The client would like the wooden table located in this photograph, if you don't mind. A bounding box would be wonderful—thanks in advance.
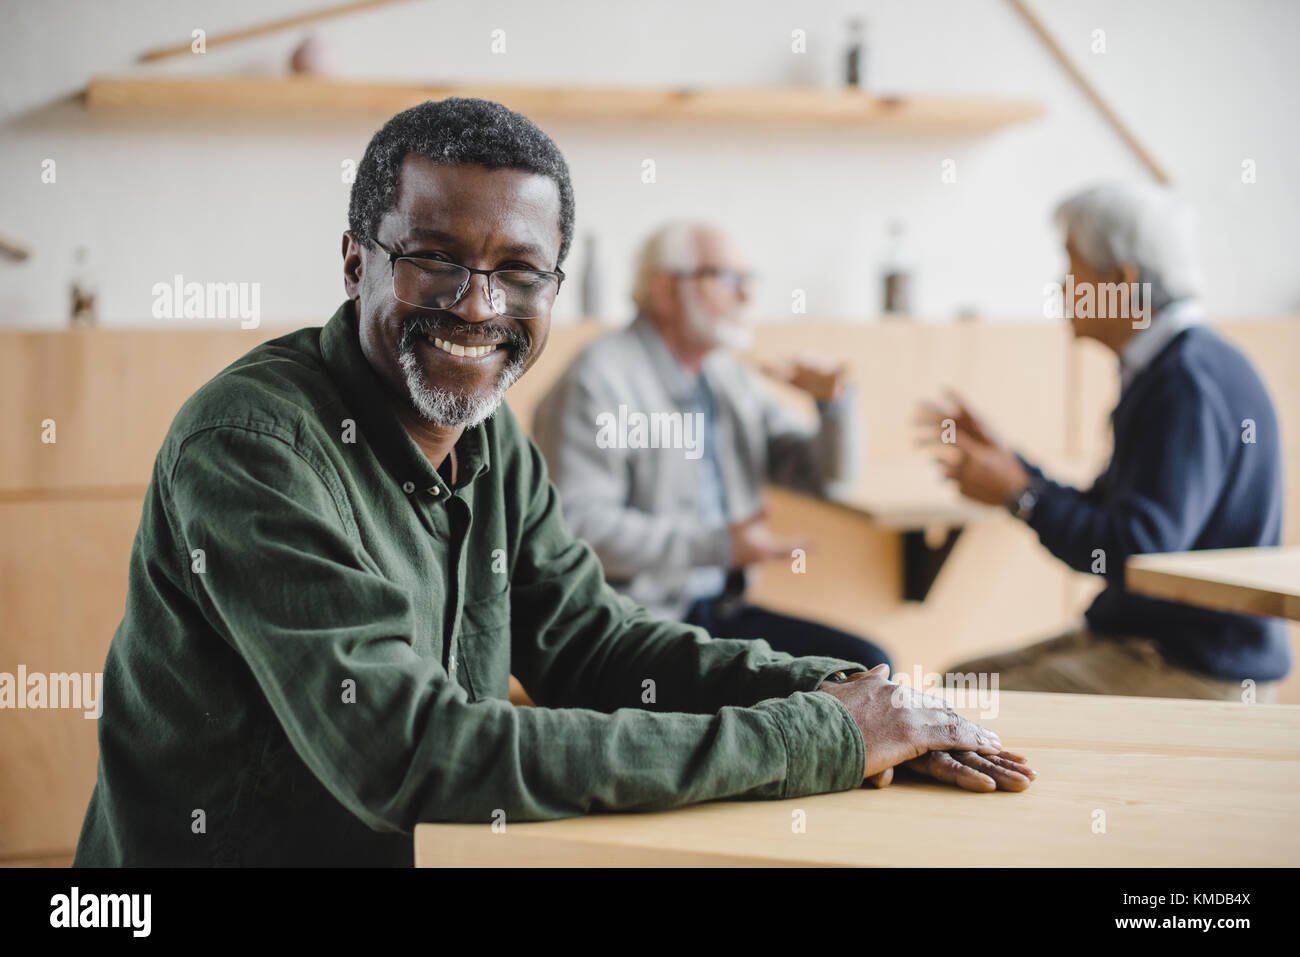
[821,458,1093,600]
[1127,547,1300,622]
[822,460,996,601]
[414,690,1300,867]
[835,459,996,531]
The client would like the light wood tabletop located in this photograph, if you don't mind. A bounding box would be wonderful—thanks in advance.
[1127,547,1300,622]
[815,457,1100,601]
[834,460,995,530]
[414,690,1300,867]
[831,457,1099,530]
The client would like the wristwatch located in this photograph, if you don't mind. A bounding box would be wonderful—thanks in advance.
[1004,481,1041,521]
[825,670,853,683]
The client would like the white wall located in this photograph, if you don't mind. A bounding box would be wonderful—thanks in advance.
[1,0,1297,328]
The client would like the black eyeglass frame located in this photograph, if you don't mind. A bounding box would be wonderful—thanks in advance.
[671,266,756,292]
[373,239,566,319]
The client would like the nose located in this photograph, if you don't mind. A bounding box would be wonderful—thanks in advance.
[449,273,501,323]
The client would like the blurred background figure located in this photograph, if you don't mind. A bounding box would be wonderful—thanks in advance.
[534,220,891,670]
[924,183,1288,700]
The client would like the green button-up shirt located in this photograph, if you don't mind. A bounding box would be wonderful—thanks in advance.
[74,300,868,867]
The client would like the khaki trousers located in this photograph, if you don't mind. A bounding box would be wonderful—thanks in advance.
[942,626,1278,702]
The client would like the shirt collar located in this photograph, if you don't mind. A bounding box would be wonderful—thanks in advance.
[319,299,491,497]
[1119,298,1203,392]
[631,312,719,402]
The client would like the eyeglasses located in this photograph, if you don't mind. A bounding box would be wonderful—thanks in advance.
[375,240,565,320]
[672,266,755,295]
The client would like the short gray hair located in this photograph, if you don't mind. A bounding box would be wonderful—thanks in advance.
[1054,182,1202,312]
[631,221,708,314]
[349,97,575,269]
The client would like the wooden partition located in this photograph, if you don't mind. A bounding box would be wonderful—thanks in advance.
[2,315,1296,863]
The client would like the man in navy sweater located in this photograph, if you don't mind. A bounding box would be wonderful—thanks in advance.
[925,183,1289,700]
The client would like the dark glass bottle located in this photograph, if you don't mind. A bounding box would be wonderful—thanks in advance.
[580,233,602,321]
[845,19,868,90]
[882,221,911,318]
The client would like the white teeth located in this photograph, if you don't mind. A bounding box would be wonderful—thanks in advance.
[430,337,498,358]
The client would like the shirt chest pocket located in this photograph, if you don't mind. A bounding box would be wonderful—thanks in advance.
[460,588,511,635]
[457,587,512,701]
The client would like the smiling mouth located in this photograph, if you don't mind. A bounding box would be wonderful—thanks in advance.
[422,335,504,359]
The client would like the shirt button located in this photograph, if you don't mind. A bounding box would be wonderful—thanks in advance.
[449,654,457,672]
[402,481,415,494]
[430,486,441,496]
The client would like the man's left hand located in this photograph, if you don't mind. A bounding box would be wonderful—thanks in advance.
[759,357,850,404]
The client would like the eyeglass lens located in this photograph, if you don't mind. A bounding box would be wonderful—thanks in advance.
[394,259,558,319]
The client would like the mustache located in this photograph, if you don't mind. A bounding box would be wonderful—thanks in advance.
[398,312,531,354]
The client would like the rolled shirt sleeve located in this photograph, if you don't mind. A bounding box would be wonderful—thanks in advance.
[757,374,860,496]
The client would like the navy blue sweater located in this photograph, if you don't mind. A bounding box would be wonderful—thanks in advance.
[1022,326,1290,681]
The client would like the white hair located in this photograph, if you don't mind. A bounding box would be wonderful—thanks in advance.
[631,221,708,314]
[1054,182,1202,311]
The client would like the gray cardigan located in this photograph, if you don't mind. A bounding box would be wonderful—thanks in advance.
[532,313,859,620]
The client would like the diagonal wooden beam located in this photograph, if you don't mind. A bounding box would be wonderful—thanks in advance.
[137,0,418,63]
[0,232,31,262]
[1007,0,1171,184]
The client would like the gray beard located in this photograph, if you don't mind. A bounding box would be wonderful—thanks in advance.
[397,342,525,428]
[682,288,752,352]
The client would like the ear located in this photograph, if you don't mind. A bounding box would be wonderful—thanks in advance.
[648,271,678,321]
[342,231,367,301]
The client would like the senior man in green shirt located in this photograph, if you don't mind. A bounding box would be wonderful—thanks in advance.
[75,98,1033,867]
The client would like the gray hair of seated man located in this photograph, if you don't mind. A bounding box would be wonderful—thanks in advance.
[1054,182,1202,315]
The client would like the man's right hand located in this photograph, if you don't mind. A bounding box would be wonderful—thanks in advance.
[727,513,808,568]
[817,665,1036,792]
[915,388,1003,452]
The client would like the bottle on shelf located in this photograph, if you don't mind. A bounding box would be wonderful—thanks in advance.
[881,220,912,319]
[69,245,98,328]
[580,232,602,321]
[845,18,869,91]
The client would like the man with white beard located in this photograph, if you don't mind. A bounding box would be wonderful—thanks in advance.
[534,221,891,671]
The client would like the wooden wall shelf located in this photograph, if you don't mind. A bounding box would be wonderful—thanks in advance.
[84,75,1044,130]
